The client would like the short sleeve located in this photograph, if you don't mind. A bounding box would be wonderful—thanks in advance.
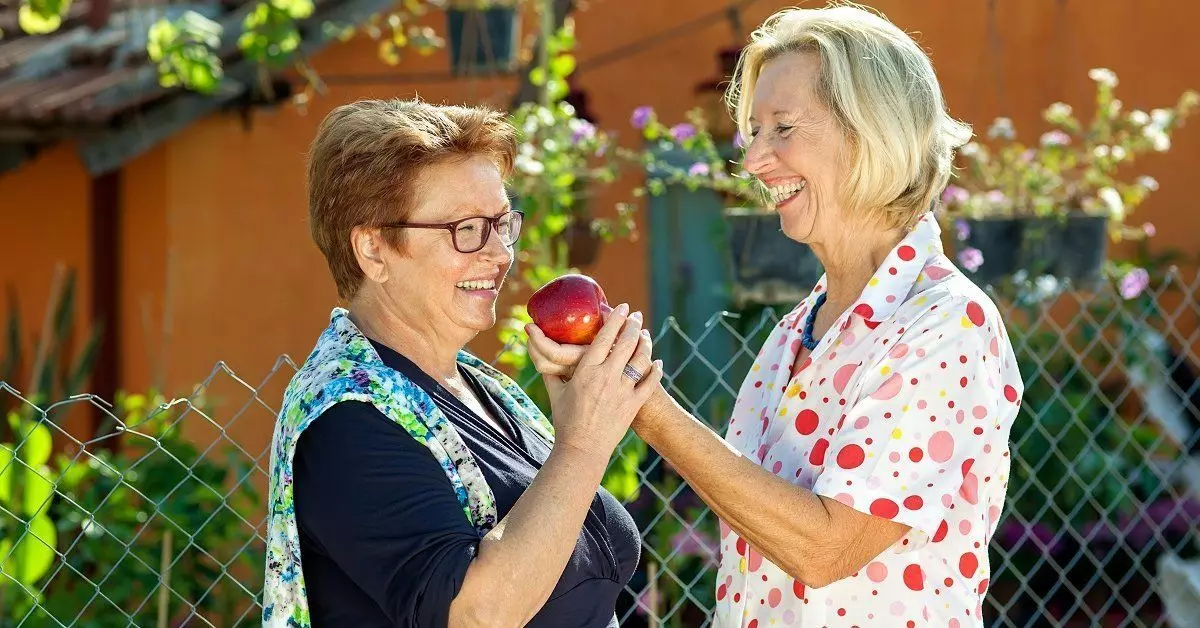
[294,401,480,626]
[810,296,1018,550]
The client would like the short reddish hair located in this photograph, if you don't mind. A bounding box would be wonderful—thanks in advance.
[307,98,517,300]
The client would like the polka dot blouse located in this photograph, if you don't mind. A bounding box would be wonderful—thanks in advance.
[717,213,1024,627]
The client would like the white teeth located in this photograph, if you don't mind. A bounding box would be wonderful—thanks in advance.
[456,279,496,290]
[768,179,807,204]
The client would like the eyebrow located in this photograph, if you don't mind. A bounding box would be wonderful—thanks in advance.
[451,200,511,220]
[748,110,797,124]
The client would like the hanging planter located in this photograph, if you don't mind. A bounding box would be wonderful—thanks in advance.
[724,208,824,307]
[940,67,1198,288]
[445,3,520,75]
[953,213,1108,284]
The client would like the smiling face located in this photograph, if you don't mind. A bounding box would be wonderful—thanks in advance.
[743,51,856,245]
[369,154,516,339]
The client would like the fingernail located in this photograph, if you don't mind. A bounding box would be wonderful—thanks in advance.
[631,311,643,322]
[617,303,630,315]
[654,359,663,368]
[641,329,651,338]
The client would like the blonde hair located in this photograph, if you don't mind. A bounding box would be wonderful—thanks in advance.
[727,2,972,227]
[307,98,516,300]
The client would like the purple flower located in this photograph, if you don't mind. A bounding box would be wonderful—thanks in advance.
[687,162,710,177]
[985,190,1007,206]
[570,120,596,143]
[954,219,971,242]
[670,123,697,142]
[1119,267,1150,299]
[941,184,969,205]
[631,106,654,129]
[733,130,746,149]
[958,247,984,272]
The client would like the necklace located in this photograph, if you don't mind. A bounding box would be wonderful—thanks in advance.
[801,292,827,351]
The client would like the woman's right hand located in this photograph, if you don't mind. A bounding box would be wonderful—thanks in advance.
[546,303,662,457]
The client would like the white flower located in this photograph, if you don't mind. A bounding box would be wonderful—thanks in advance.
[1094,145,1110,159]
[1089,67,1118,87]
[1151,108,1172,128]
[1145,127,1171,151]
[1111,145,1127,161]
[515,154,545,175]
[1129,110,1150,126]
[988,117,1015,140]
[960,142,980,157]
[1040,130,1071,147]
[1046,102,1073,120]
[544,139,558,153]
[1109,99,1123,115]
[1099,186,1125,221]
[1138,175,1160,191]
[1035,275,1061,301]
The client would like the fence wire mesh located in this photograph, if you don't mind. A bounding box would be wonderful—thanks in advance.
[2,270,1200,627]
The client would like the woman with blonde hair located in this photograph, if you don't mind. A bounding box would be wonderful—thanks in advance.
[528,4,1024,626]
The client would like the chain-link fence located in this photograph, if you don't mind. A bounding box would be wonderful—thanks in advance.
[3,269,1200,627]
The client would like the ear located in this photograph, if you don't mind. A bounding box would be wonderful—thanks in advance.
[350,226,389,284]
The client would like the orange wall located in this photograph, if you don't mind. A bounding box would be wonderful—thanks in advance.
[3,0,1200,450]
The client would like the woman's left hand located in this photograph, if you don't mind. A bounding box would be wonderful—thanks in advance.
[526,320,655,408]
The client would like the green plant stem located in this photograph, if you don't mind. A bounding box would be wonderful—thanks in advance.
[157,528,173,627]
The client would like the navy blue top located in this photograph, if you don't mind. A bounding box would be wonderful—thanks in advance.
[293,340,641,627]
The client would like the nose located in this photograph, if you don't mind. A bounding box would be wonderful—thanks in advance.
[742,133,778,179]
[479,224,514,265]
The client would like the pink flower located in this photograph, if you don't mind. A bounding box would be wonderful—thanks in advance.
[958,247,984,272]
[1142,222,1156,237]
[942,184,969,205]
[688,162,710,177]
[1119,268,1150,300]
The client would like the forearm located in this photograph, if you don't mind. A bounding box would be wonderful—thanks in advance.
[449,440,609,627]
[636,389,864,587]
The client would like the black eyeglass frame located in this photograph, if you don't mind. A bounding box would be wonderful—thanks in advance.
[380,210,524,254]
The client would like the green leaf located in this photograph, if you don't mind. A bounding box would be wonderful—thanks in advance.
[17,3,62,34]
[2,513,57,586]
[549,54,575,79]
[9,414,52,468]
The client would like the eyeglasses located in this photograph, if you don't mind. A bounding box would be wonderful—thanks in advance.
[381,210,524,254]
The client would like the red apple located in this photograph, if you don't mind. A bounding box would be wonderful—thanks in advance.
[527,274,612,345]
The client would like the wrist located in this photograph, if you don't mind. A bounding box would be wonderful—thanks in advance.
[633,384,674,443]
[549,435,612,474]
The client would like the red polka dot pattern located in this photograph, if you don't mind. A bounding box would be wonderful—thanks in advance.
[715,214,1024,627]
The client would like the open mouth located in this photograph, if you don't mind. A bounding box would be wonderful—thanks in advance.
[455,278,498,294]
[767,179,807,209]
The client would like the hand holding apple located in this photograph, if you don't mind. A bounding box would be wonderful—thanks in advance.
[526,274,613,345]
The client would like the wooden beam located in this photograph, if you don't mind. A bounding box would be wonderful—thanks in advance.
[89,169,120,441]
[76,0,396,175]
[0,143,37,176]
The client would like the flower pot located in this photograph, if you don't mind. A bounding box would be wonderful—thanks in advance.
[956,214,1108,284]
[446,6,519,75]
[724,208,824,307]
[1054,214,1109,283]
